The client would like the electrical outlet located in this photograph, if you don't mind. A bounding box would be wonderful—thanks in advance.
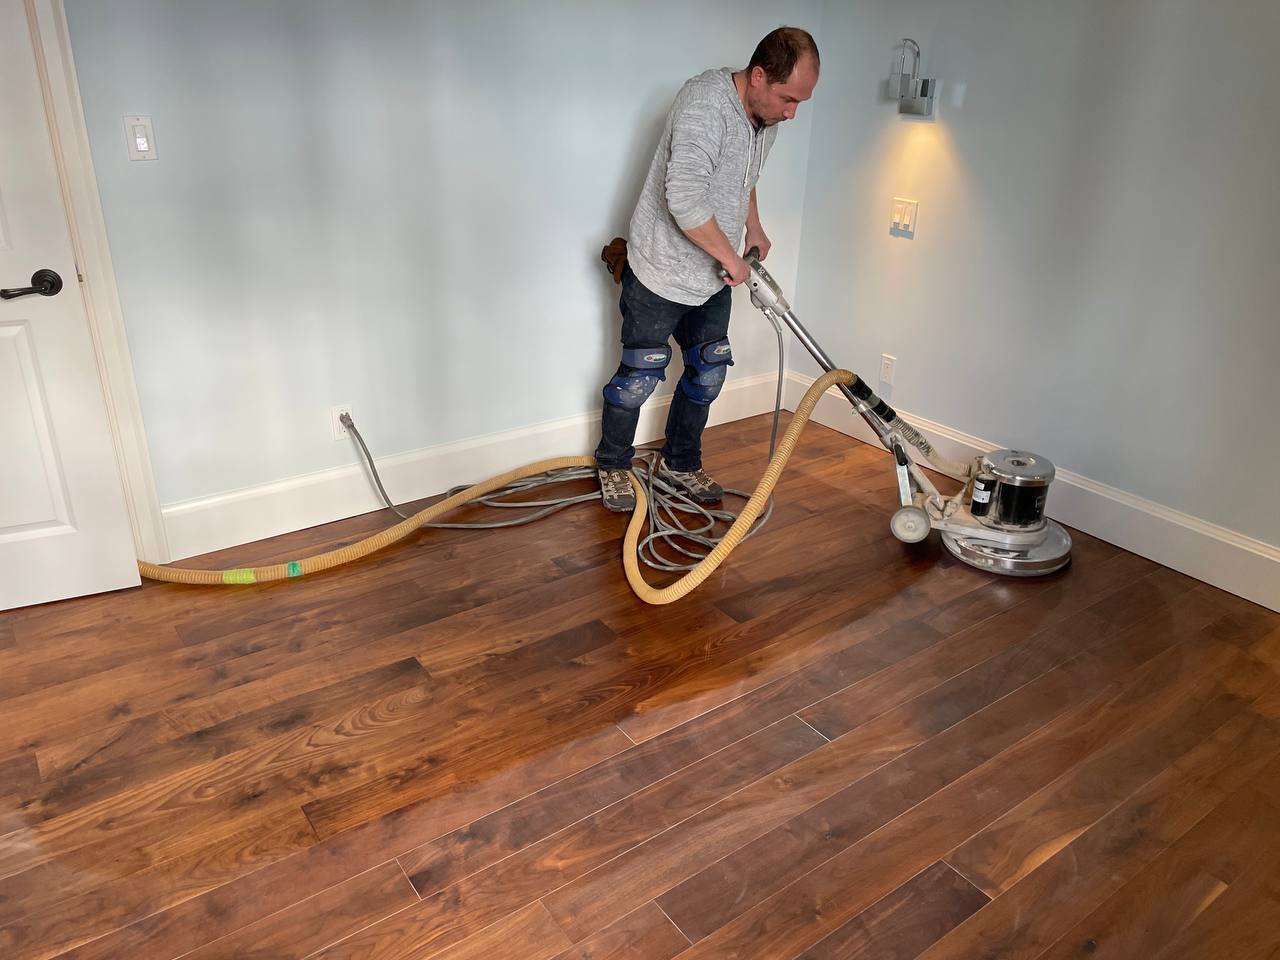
[880,354,897,386]
[331,404,353,441]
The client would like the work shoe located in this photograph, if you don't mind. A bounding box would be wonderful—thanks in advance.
[598,468,637,513]
[657,461,723,504]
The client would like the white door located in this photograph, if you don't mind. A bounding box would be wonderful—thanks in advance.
[0,0,140,610]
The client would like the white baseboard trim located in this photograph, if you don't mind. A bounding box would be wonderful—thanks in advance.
[163,369,1280,615]
[162,372,784,562]
[786,372,1280,613]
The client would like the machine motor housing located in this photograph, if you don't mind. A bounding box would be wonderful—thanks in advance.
[970,449,1054,528]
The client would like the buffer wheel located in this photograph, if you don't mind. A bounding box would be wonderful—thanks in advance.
[890,506,931,543]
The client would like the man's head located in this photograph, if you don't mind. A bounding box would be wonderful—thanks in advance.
[743,27,820,127]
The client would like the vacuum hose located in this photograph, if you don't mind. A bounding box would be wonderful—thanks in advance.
[139,369,855,604]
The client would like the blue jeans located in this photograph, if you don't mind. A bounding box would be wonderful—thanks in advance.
[595,265,732,472]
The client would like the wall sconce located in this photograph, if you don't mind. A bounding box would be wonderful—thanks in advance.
[890,38,937,117]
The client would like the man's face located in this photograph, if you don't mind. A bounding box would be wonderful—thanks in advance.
[747,57,819,127]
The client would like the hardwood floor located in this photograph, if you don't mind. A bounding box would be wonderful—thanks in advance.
[1,413,1277,960]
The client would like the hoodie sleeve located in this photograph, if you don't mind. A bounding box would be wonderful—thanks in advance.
[664,95,726,231]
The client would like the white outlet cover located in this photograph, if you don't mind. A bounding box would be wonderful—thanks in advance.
[331,404,353,441]
[880,354,897,385]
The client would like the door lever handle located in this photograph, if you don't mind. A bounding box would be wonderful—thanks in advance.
[1,269,63,300]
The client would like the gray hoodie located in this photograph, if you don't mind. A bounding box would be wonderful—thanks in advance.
[627,68,777,306]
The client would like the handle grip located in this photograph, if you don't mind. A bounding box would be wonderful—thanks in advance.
[716,246,762,280]
[1,269,63,301]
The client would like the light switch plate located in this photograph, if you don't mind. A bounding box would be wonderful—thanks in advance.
[124,115,157,160]
[890,197,918,238]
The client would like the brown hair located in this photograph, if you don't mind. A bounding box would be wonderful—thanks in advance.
[748,27,820,84]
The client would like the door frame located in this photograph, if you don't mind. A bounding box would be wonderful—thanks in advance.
[24,0,169,563]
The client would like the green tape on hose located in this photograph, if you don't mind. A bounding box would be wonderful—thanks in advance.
[286,562,303,578]
[222,569,257,585]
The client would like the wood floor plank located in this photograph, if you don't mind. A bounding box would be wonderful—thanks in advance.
[150,586,489,739]
[2,583,204,657]
[542,576,1171,944]
[417,901,572,960]
[0,806,315,960]
[705,509,913,623]
[1033,781,1280,960]
[0,417,1274,960]
[303,530,955,842]
[651,749,1049,956]
[797,559,1184,741]
[56,725,628,960]
[0,540,492,703]
[394,706,781,899]
[600,505,906,644]
[795,861,989,960]
[393,570,1008,906]
[944,640,1276,896]
[650,660,1099,945]
[0,578,428,756]
[178,859,418,960]
[649,615,1279,960]
[0,621,186,703]
[547,902,689,960]
[915,709,1280,960]
[404,560,751,683]
[313,717,824,959]
[0,754,39,799]
[1146,797,1280,960]
[1249,750,1280,804]
[1152,895,1280,960]
[162,496,606,626]
[0,620,618,884]
[643,583,1250,945]
[3,502,645,757]
[25,658,430,816]
[398,713,827,899]
[300,621,777,838]
[613,560,984,744]
[31,714,178,787]
[651,627,1207,945]
[610,560,1106,770]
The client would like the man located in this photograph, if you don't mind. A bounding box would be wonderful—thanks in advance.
[595,27,820,512]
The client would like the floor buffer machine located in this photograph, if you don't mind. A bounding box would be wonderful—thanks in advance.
[732,250,1072,577]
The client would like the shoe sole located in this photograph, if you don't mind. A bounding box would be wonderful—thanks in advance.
[664,483,722,505]
[683,493,722,505]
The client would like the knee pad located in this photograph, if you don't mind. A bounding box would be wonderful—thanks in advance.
[603,345,672,410]
[677,337,734,405]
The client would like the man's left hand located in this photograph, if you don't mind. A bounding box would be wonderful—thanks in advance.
[744,230,771,261]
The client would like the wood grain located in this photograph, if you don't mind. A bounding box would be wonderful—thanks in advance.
[0,414,1273,960]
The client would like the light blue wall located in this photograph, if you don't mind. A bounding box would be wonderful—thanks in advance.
[70,0,1278,548]
[66,0,821,504]
[797,0,1280,545]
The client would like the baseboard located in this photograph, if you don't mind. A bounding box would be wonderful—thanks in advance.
[161,372,784,562]
[164,370,1280,615]
[786,372,1280,613]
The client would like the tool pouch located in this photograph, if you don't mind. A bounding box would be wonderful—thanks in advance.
[601,236,627,284]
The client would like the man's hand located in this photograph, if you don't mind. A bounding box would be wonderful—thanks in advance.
[720,254,750,286]
[744,228,771,262]
[684,217,746,286]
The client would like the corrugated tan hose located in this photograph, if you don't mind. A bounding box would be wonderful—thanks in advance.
[139,369,855,603]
